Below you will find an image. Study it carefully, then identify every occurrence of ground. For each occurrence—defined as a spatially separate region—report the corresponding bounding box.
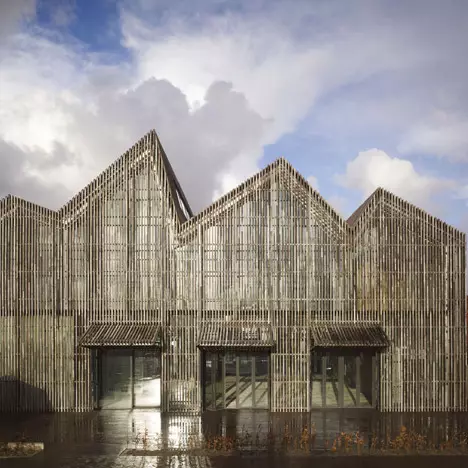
[0,410,467,467]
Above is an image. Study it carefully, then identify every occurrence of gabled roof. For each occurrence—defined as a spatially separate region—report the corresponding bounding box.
[178,157,347,241]
[347,188,382,227]
[2,129,464,246]
[0,194,57,223]
[59,130,193,227]
[347,187,465,241]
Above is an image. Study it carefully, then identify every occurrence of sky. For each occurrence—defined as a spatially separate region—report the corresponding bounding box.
[0,0,467,244]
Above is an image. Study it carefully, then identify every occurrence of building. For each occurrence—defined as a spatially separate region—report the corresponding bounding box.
[0,130,466,413]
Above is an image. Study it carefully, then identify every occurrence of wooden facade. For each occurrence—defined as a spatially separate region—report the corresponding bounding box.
[0,129,466,412]
[350,190,467,411]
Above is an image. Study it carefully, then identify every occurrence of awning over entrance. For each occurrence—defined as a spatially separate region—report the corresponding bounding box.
[310,322,389,348]
[198,322,274,350]
[79,322,162,348]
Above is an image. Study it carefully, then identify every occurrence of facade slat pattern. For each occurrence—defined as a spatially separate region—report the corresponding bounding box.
[0,129,466,413]
[350,189,467,411]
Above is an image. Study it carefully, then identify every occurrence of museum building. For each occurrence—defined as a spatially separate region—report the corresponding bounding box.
[0,130,466,413]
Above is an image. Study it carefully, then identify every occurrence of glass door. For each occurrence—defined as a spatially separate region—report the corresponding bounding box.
[311,350,379,408]
[100,349,132,409]
[99,348,162,409]
[203,351,270,410]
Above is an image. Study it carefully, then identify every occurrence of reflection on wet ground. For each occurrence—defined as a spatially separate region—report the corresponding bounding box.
[1,410,468,466]
[1,409,468,448]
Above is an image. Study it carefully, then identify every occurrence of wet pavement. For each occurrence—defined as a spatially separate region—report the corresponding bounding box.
[4,453,468,468]
[0,409,468,466]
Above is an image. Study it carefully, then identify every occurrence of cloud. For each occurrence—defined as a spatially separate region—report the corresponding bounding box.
[458,185,468,204]
[398,111,468,161]
[1,0,468,221]
[327,195,348,217]
[47,0,77,27]
[0,0,466,289]
[104,79,267,211]
[0,139,72,208]
[0,22,268,211]
[0,0,36,43]
[120,0,451,144]
[335,148,455,212]
[306,175,319,191]
[118,0,468,186]
[119,8,328,143]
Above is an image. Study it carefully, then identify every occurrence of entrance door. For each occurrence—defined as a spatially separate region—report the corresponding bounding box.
[101,349,132,409]
[311,349,378,408]
[203,351,270,410]
[99,348,161,409]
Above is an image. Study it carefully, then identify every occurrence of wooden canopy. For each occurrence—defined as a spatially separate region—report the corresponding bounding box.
[310,322,389,348]
[79,322,162,347]
[198,322,274,350]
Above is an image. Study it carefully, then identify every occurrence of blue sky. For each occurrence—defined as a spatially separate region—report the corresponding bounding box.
[0,0,467,238]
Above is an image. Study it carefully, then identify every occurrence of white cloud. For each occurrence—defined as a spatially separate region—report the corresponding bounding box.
[456,184,468,207]
[118,1,449,150]
[119,10,329,142]
[335,148,455,211]
[0,23,268,211]
[0,0,36,43]
[115,3,444,210]
[0,2,335,212]
[1,0,468,218]
[306,175,319,191]
[327,195,348,217]
[398,111,468,161]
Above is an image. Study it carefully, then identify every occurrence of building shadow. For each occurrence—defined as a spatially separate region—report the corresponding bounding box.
[0,376,52,413]
[0,376,54,444]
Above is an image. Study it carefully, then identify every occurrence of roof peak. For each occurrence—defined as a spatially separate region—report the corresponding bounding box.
[179,155,346,233]
[0,194,56,212]
[347,186,463,236]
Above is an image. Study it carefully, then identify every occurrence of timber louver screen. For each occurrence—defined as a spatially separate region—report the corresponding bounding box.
[1,128,466,413]
[198,322,274,349]
[310,322,389,348]
[79,323,162,347]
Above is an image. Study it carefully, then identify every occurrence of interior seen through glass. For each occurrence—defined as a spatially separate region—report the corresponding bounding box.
[203,351,269,410]
[99,348,161,409]
[98,348,375,410]
[311,350,376,408]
